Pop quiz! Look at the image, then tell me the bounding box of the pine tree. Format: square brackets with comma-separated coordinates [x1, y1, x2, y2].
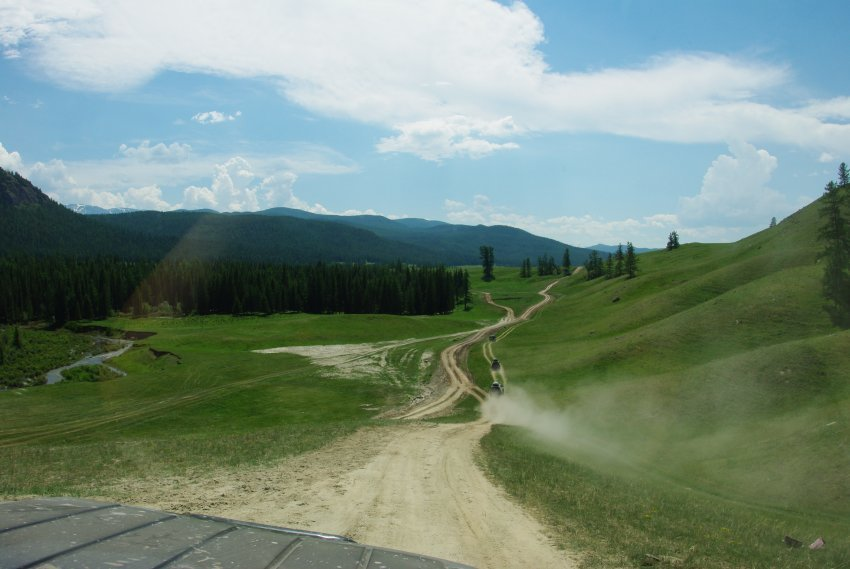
[666, 231, 680, 250]
[585, 250, 604, 280]
[625, 242, 638, 279]
[561, 248, 571, 275]
[614, 244, 625, 277]
[819, 180, 850, 324]
[839, 162, 849, 187]
[480, 245, 495, 281]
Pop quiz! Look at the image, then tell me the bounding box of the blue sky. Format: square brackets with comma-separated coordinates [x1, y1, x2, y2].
[1, 1, 848, 248]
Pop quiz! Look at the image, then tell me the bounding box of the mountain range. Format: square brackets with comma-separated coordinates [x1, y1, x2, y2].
[1, 167, 597, 266]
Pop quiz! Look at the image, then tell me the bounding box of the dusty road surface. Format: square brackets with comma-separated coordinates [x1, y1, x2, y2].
[100, 280, 578, 569]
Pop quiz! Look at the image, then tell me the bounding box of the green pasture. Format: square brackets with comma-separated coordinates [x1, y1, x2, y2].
[0, 277, 533, 496]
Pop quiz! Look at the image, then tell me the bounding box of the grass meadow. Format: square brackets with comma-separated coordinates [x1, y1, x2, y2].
[0, 301, 497, 495]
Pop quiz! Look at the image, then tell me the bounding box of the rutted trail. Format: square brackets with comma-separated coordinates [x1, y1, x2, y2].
[397, 280, 561, 420]
[98, 280, 577, 569]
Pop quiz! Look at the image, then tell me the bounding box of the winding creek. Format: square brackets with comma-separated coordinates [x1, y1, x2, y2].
[45, 340, 133, 384]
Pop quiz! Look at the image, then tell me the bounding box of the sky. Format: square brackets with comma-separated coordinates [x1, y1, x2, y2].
[1, 1, 849, 248]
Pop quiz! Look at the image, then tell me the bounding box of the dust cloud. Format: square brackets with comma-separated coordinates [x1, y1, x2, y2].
[480, 386, 627, 467]
[480, 381, 843, 514]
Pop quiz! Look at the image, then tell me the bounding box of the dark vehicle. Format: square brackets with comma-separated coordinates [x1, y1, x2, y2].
[488, 334, 496, 341]
[490, 358, 500, 370]
[0, 497, 475, 569]
[490, 381, 504, 395]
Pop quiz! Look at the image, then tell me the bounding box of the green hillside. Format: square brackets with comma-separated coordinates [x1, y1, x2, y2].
[478, 193, 850, 567]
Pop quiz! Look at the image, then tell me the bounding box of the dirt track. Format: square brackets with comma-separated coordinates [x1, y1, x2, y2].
[100, 280, 577, 569]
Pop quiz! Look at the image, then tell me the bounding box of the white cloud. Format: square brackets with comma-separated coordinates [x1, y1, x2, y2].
[2, 1, 849, 160]
[819, 152, 835, 163]
[680, 142, 786, 223]
[1, 137, 360, 213]
[192, 110, 241, 125]
[27, 157, 79, 193]
[182, 185, 217, 209]
[125, 184, 171, 210]
[442, 194, 679, 247]
[444, 194, 512, 225]
[800, 97, 850, 121]
[378, 116, 520, 161]
[179, 157, 322, 213]
[119, 140, 191, 162]
[0, 142, 24, 171]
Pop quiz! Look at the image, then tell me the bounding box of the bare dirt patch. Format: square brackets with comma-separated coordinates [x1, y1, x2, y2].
[100, 421, 576, 569]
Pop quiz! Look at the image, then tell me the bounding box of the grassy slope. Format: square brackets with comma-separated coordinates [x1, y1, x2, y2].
[478, 201, 850, 567]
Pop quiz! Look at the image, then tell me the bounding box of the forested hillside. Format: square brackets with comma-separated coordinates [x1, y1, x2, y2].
[0, 168, 474, 324]
[92, 210, 443, 264]
[3, 167, 584, 266]
[0, 169, 172, 259]
[257, 207, 594, 266]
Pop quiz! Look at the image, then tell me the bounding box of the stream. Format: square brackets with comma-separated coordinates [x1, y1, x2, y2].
[45, 340, 133, 385]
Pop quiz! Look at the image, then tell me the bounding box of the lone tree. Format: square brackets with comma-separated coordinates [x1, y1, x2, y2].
[480, 245, 495, 281]
[562, 248, 571, 275]
[666, 231, 680, 250]
[819, 177, 850, 324]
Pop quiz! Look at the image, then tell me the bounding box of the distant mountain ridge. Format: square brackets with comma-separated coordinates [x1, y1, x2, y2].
[2, 167, 596, 265]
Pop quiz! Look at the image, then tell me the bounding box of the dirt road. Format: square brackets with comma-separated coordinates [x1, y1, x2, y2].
[101, 280, 577, 569]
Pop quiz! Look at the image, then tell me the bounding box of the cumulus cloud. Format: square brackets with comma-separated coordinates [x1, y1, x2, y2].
[125, 185, 171, 210]
[680, 142, 786, 223]
[0, 142, 24, 171]
[2, 1, 849, 160]
[1, 139, 363, 214]
[192, 110, 241, 125]
[179, 156, 328, 213]
[119, 140, 191, 162]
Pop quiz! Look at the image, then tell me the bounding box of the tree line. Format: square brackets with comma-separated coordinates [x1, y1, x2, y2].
[584, 243, 637, 280]
[517, 249, 572, 278]
[819, 162, 850, 325]
[0, 256, 471, 325]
